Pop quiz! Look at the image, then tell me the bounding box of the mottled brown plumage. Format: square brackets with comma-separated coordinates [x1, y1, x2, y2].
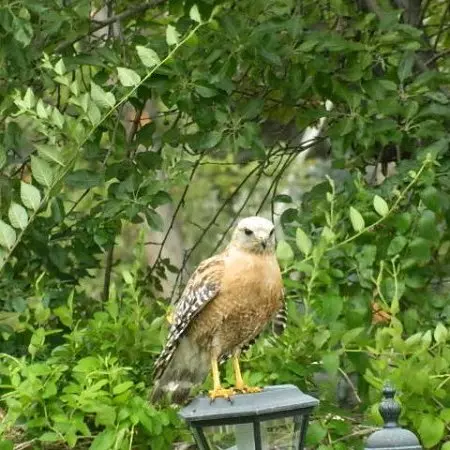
[151, 216, 285, 404]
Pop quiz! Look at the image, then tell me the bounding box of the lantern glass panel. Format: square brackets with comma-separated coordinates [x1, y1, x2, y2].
[260, 415, 303, 449]
[202, 422, 255, 450]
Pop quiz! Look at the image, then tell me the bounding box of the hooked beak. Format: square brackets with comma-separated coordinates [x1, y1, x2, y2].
[256, 235, 267, 250]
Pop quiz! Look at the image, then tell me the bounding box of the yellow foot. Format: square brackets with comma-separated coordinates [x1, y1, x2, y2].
[235, 385, 263, 394]
[208, 387, 235, 401]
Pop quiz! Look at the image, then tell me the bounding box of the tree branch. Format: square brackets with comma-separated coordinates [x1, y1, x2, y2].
[55, 0, 167, 53]
[149, 153, 204, 276]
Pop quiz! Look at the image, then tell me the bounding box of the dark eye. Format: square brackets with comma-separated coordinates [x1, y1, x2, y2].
[244, 228, 253, 236]
[269, 228, 275, 236]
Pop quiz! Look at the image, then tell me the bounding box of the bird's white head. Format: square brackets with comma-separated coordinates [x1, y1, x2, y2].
[230, 216, 276, 254]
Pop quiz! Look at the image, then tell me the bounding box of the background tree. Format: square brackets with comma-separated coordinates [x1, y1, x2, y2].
[1, 0, 450, 449]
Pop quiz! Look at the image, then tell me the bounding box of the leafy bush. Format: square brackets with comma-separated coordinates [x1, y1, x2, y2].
[0, 270, 188, 450]
[1, 0, 450, 449]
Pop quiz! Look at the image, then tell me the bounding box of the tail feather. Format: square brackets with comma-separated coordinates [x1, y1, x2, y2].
[151, 337, 209, 405]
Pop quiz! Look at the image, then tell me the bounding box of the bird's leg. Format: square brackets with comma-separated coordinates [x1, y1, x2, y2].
[233, 354, 262, 394]
[208, 357, 234, 401]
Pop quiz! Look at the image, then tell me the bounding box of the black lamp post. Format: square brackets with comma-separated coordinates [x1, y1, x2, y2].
[365, 384, 422, 450]
[179, 384, 319, 450]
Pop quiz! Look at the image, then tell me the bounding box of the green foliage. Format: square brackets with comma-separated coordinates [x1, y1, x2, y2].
[0, 0, 450, 449]
[248, 154, 450, 448]
[0, 268, 187, 449]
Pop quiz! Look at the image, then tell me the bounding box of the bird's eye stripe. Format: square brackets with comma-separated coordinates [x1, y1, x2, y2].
[244, 228, 253, 235]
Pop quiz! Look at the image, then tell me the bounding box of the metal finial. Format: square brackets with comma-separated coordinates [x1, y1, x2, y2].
[379, 383, 401, 428]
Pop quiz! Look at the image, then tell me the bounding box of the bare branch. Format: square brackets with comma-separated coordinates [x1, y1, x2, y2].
[55, 0, 167, 53]
[210, 166, 265, 256]
[432, 1, 450, 51]
[102, 245, 115, 302]
[149, 153, 204, 276]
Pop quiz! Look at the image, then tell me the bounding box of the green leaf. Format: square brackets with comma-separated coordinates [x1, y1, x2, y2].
[387, 236, 407, 256]
[322, 352, 339, 375]
[441, 409, 450, 424]
[36, 99, 48, 119]
[166, 25, 180, 46]
[434, 322, 448, 344]
[295, 227, 312, 256]
[276, 240, 294, 262]
[421, 186, 440, 212]
[189, 4, 202, 23]
[417, 210, 437, 241]
[73, 357, 101, 373]
[23, 87, 35, 109]
[198, 131, 223, 149]
[0, 145, 6, 170]
[342, 327, 364, 345]
[306, 422, 327, 446]
[20, 182, 41, 211]
[136, 46, 161, 68]
[418, 415, 445, 448]
[39, 433, 60, 442]
[321, 226, 335, 242]
[8, 203, 28, 230]
[151, 190, 172, 208]
[349, 206, 365, 232]
[66, 170, 103, 189]
[0, 440, 14, 450]
[373, 195, 389, 217]
[90, 429, 115, 450]
[273, 194, 292, 203]
[52, 108, 65, 129]
[397, 51, 415, 82]
[91, 82, 115, 108]
[145, 209, 164, 232]
[11, 16, 33, 47]
[442, 443, 450, 450]
[54, 58, 66, 76]
[0, 220, 16, 249]
[53, 305, 72, 327]
[117, 67, 141, 87]
[138, 410, 153, 434]
[88, 103, 101, 125]
[35, 144, 66, 167]
[113, 381, 133, 395]
[31, 156, 54, 187]
[195, 85, 217, 98]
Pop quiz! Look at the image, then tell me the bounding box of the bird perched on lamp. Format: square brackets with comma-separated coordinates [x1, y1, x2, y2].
[151, 216, 286, 404]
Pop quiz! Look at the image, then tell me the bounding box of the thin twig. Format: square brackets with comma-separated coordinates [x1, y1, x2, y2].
[256, 153, 296, 215]
[182, 163, 263, 265]
[425, 48, 450, 66]
[338, 367, 362, 404]
[210, 165, 265, 256]
[333, 427, 378, 443]
[149, 153, 204, 275]
[102, 104, 143, 300]
[55, 0, 167, 52]
[102, 245, 115, 302]
[419, 0, 432, 24]
[299, 158, 431, 266]
[432, 1, 450, 51]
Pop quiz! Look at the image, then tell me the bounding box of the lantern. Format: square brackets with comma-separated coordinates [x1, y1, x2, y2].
[179, 384, 319, 450]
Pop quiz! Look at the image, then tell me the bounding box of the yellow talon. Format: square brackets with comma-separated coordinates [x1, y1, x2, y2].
[232, 354, 262, 394]
[209, 357, 234, 401]
[235, 385, 262, 394]
[208, 387, 235, 400]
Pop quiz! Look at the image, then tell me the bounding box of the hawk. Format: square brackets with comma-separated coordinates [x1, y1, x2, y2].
[151, 216, 286, 403]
